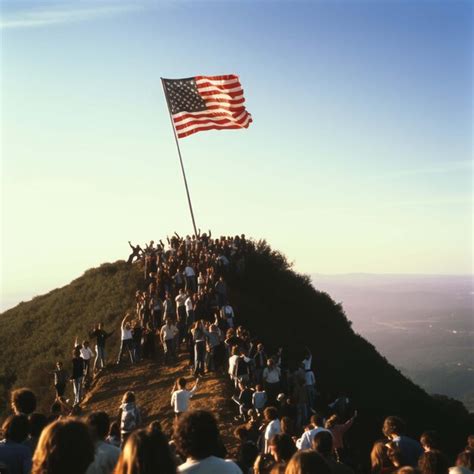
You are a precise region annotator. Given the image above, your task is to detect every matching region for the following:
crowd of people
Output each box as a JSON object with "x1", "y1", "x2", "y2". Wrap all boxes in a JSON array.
[{"x1": 1, "y1": 231, "x2": 473, "y2": 474}]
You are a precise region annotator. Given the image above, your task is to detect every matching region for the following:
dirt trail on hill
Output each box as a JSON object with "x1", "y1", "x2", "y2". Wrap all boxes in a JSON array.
[{"x1": 81, "y1": 354, "x2": 237, "y2": 450}]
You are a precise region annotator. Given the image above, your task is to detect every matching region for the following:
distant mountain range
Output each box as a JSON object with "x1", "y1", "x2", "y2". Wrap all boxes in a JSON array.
[{"x1": 312, "y1": 273, "x2": 474, "y2": 411}]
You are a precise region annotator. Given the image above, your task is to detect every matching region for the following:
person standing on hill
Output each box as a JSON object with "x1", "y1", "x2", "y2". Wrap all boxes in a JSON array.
[
  {"x1": 116, "y1": 313, "x2": 135, "y2": 365},
  {"x1": 160, "y1": 318, "x2": 179, "y2": 364},
  {"x1": 118, "y1": 392, "x2": 142, "y2": 447},
  {"x1": 53, "y1": 361, "x2": 68, "y2": 399},
  {"x1": 127, "y1": 241, "x2": 142, "y2": 264},
  {"x1": 221, "y1": 302, "x2": 235, "y2": 328},
  {"x1": 71, "y1": 347, "x2": 85, "y2": 406},
  {"x1": 79, "y1": 340, "x2": 95, "y2": 380},
  {"x1": 89, "y1": 323, "x2": 114, "y2": 372},
  {"x1": 263, "y1": 359, "x2": 281, "y2": 406},
  {"x1": 170, "y1": 377, "x2": 199, "y2": 418},
  {"x1": 163, "y1": 292, "x2": 176, "y2": 322},
  {"x1": 175, "y1": 288, "x2": 188, "y2": 344},
  {"x1": 214, "y1": 276, "x2": 227, "y2": 308}
]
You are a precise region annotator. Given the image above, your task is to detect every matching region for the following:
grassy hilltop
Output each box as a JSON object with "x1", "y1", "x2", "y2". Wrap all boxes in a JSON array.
[{"x1": 1, "y1": 239, "x2": 472, "y2": 463}]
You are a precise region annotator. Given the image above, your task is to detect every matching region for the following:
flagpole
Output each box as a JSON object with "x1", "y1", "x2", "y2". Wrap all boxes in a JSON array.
[{"x1": 161, "y1": 78, "x2": 198, "y2": 237}]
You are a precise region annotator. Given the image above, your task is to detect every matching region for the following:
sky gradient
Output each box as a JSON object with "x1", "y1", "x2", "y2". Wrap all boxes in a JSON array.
[{"x1": 1, "y1": 0, "x2": 472, "y2": 311}]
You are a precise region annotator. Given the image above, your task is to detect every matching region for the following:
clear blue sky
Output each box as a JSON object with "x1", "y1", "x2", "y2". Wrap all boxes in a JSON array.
[{"x1": 1, "y1": 0, "x2": 472, "y2": 311}]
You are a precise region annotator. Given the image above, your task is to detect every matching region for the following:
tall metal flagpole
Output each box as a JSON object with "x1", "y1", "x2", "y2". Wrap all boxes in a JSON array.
[{"x1": 161, "y1": 78, "x2": 198, "y2": 237}]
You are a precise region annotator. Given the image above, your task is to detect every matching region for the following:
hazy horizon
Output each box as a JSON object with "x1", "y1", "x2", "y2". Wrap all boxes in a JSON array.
[{"x1": 2, "y1": 259, "x2": 472, "y2": 313}]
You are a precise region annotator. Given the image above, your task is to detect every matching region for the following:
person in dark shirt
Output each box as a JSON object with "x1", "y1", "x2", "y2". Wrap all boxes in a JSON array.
[
  {"x1": 71, "y1": 347, "x2": 85, "y2": 407},
  {"x1": 89, "y1": 323, "x2": 114, "y2": 372},
  {"x1": 0, "y1": 415, "x2": 32, "y2": 474},
  {"x1": 132, "y1": 320, "x2": 143, "y2": 363},
  {"x1": 232, "y1": 382, "x2": 253, "y2": 421},
  {"x1": 53, "y1": 361, "x2": 68, "y2": 398},
  {"x1": 127, "y1": 241, "x2": 142, "y2": 264},
  {"x1": 383, "y1": 416, "x2": 423, "y2": 467}
]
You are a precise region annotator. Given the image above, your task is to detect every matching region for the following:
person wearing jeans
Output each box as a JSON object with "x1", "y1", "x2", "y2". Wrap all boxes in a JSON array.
[
  {"x1": 89, "y1": 323, "x2": 114, "y2": 371},
  {"x1": 71, "y1": 347, "x2": 85, "y2": 406}
]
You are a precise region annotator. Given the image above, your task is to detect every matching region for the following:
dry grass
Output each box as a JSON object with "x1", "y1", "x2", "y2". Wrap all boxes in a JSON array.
[{"x1": 81, "y1": 352, "x2": 238, "y2": 452}]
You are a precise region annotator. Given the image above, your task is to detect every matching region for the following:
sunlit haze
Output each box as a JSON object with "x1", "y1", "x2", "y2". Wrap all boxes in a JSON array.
[{"x1": 1, "y1": 0, "x2": 472, "y2": 311}]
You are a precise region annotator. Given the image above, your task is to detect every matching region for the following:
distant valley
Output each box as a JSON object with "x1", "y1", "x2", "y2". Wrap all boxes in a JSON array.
[{"x1": 312, "y1": 274, "x2": 474, "y2": 411}]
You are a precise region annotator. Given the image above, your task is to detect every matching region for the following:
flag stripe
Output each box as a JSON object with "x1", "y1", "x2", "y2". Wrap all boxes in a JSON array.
[
  {"x1": 176, "y1": 118, "x2": 253, "y2": 139},
  {"x1": 176, "y1": 114, "x2": 252, "y2": 134},
  {"x1": 174, "y1": 111, "x2": 251, "y2": 131}
]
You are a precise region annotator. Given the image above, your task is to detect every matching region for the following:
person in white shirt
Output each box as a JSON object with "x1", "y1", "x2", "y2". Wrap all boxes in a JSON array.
[
  {"x1": 160, "y1": 318, "x2": 179, "y2": 364},
  {"x1": 185, "y1": 292, "x2": 195, "y2": 326},
  {"x1": 171, "y1": 377, "x2": 199, "y2": 417},
  {"x1": 221, "y1": 303, "x2": 235, "y2": 328},
  {"x1": 263, "y1": 407, "x2": 281, "y2": 453},
  {"x1": 228, "y1": 346, "x2": 240, "y2": 385},
  {"x1": 262, "y1": 358, "x2": 281, "y2": 405},
  {"x1": 252, "y1": 384, "x2": 267, "y2": 414},
  {"x1": 116, "y1": 313, "x2": 135, "y2": 365},
  {"x1": 296, "y1": 414, "x2": 332, "y2": 450},
  {"x1": 79, "y1": 340, "x2": 95, "y2": 378},
  {"x1": 184, "y1": 265, "x2": 197, "y2": 293},
  {"x1": 175, "y1": 410, "x2": 242, "y2": 473}
]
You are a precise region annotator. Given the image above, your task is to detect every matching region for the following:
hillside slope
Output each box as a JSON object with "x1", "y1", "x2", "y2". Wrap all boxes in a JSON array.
[
  {"x1": 0, "y1": 261, "x2": 142, "y2": 414},
  {"x1": 81, "y1": 355, "x2": 236, "y2": 450},
  {"x1": 1, "y1": 238, "x2": 472, "y2": 462}
]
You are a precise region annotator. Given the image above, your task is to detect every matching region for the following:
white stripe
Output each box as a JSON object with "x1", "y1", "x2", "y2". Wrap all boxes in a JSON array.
[
  {"x1": 178, "y1": 114, "x2": 251, "y2": 134},
  {"x1": 197, "y1": 85, "x2": 243, "y2": 94},
  {"x1": 196, "y1": 77, "x2": 240, "y2": 86}
]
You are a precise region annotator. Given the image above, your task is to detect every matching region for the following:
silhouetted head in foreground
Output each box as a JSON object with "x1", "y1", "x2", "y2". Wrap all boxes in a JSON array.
[
  {"x1": 11, "y1": 388, "x2": 37, "y2": 415},
  {"x1": 383, "y1": 416, "x2": 406, "y2": 439},
  {"x1": 284, "y1": 450, "x2": 331, "y2": 474},
  {"x1": 32, "y1": 418, "x2": 94, "y2": 474},
  {"x1": 114, "y1": 429, "x2": 176, "y2": 474},
  {"x1": 418, "y1": 450, "x2": 449, "y2": 474},
  {"x1": 173, "y1": 410, "x2": 220, "y2": 460}
]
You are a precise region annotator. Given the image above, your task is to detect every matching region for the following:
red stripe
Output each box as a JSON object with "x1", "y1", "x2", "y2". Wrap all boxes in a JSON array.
[
  {"x1": 205, "y1": 104, "x2": 245, "y2": 112},
  {"x1": 177, "y1": 120, "x2": 252, "y2": 139},
  {"x1": 173, "y1": 113, "x2": 250, "y2": 132},
  {"x1": 194, "y1": 74, "x2": 238, "y2": 82}
]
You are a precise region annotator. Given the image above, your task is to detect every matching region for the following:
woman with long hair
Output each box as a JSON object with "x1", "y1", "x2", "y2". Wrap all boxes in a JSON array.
[
  {"x1": 371, "y1": 441, "x2": 395, "y2": 474},
  {"x1": 114, "y1": 429, "x2": 176, "y2": 474},
  {"x1": 32, "y1": 419, "x2": 94, "y2": 474},
  {"x1": 284, "y1": 451, "x2": 330, "y2": 474}
]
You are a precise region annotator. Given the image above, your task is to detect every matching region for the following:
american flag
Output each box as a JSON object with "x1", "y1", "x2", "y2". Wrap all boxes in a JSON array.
[{"x1": 162, "y1": 75, "x2": 253, "y2": 139}]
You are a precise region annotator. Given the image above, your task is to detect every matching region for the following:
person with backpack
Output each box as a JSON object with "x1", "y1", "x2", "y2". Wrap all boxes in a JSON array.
[{"x1": 118, "y1": 391, "x2": 141, "y2": 447}]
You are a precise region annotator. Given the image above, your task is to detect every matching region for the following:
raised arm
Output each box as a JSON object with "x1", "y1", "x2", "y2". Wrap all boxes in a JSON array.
[
  {"x1": 190, "y1": 378, "x2": 199, "y2": 394},
  {"x1": 121, "y1": 313, "x2": 130, "y2": 329}
]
